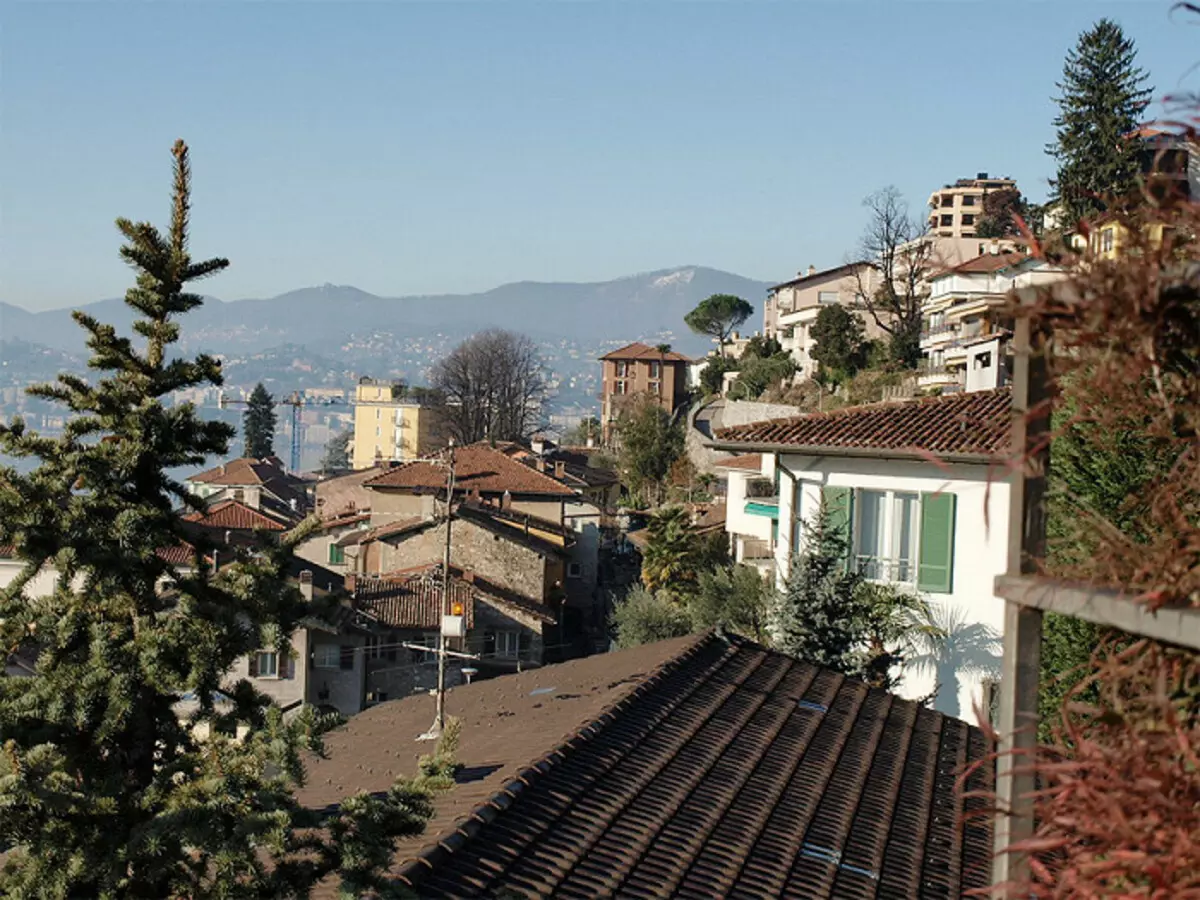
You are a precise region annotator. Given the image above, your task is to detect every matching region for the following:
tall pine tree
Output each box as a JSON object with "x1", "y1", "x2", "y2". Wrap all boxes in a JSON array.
[
  {"x1": 1048, "y1": 18, "x2": 1153, "y2": 225},
  {"x1": 0, "y1": 141, "x2": 439, "y2": 897},
  {"x1": 243, "y1": 381, "x2": 277, "y2": 459}
]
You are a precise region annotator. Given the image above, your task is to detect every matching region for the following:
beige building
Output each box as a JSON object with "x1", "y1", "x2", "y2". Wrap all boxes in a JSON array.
[
  {"x1": 351, "y1": 378, "x2": 440, "y2": 470},
  {"x1": 927, "y1": 173, "x2": 1018, "y2": 239},
  {"x1": 598, "y1": 343, "x2": 691, "y2": 443},
  {"x1": 762, "y1": 262, "x2": 887, "y2": 378}
]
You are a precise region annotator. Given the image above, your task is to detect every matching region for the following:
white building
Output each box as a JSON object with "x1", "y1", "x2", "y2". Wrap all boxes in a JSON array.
[
  {"x1": 921, "y1": 248, "x2": 1066, "y2": 392},
  {"x1": 716, "y1": 454, "x2": 780, "y2": 581},
  {"x1": 713, "y1": 387, "x2": 1013, "y2": 721}
]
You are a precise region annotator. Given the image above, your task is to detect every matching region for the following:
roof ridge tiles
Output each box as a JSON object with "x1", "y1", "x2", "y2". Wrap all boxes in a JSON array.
[{"x1": 396, "y1": 631, "x2": 721, "y2": 886}]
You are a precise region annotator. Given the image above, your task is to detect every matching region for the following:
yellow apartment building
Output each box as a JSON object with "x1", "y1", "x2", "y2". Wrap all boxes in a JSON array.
[
  {"x1": 927, "y1": 173, "x2": 1018, "y2": 239},
  {"x1": 351, "y1": 378, "x2": 440, "y2": 470}
]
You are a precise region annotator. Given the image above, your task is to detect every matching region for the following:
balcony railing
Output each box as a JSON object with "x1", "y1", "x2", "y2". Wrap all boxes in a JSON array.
[
  {"x1": 855, "y1": 555, "x2": 917, "y2": 585},
  {"x1": 745, "y1": 479, "x2": 778, "y2": 499},
  {"x1": 741, "y1": 538, "x2": 775, "y2": 561}
]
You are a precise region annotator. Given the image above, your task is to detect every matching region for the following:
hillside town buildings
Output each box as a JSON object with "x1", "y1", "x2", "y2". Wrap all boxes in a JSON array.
[
  {"x1": 598, "y1": 342, "x2": 692, "y2": 442},
  {"x1": 350, "y1": 377, "x2": 441, "y2": 470}
]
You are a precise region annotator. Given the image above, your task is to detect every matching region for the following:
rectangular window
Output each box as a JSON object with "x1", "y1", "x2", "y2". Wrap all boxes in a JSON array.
[
  {"x1": 962, "y1": 195, "x2": 976, "y2": 206},
  {"x1": 366, "y1": 690, "x2": 389, "y2": 705},
  {"x1": 1101, "y1": 228, "x2": 1115, "y2": 253},
  {"x1": 941, "y1": 194, "x2": 954, "y2": 207},
  {"x1": 495, "y1": 631, "x2": 520, "y2": 659},
  {"x1": 567, "y1": 561, "x2": 582, "y2": 579},
  {"x1": 817, "y1": 291, "x2": 839, "y2": 305},
  {"x1": 649, "y1": 381, "x2": 661, "y2": 395},
  {"x1": 853, "y1": 489, "x2": 921, "y2": 584},
  {"x1": 961, "y1": 214, "x2": 976, "y2": 226},
  {"x1": 340, "y1": 646, "x2": 355, "y2": 670},
  {"x1": 615, "y1": 380, "x2": 627, "y2": 395},
  {"x1": 255, "y1": 651, "x2": 278, "y2": 678},
  {"x1": 940, "y1": 215, "x2": 953, "y2": 227},
  {"x1": 649, "y1": 361, "x2": 661, "y2": 378},
  {"x1": 375, "y1": 426, "x2": 381, "y2": 437},
  {"x1": 616, "y1": 361, "x2": 629, "y2": 377},
  {"x1": 376, "y1": 408, "x2": 381, "y2": 420},
  {"x1": 328, "y1": 544, "x2": 345, "y2": 565},
  {"x1": 314, "y1": 644, "x2": 341, "y2": 669}
]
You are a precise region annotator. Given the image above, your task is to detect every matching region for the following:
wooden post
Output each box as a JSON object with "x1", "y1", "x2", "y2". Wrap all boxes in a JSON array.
[{"x1": 993, "y1": 310, "x2": 1051, "y2": 889}]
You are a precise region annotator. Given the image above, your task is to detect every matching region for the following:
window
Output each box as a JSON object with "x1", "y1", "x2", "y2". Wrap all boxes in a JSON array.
[
  {"x1": 615, "y1": 380, "x2": 627, "y2": 395},
  {"x1": 817, "y1": 291, "x2": 839, "y2": 305},
  {"x1": 494, "y1": 631, "x2": 520, "y2": 659},
  {"x1": 649, "y1": 381, "x2": 661, "y2": 395},
  {"x1": 616, "y1": 361, "x2": 629, "y2": 377},
  {"x1": 567, "y1": 561, "x2": 582, "y2": 579},
  {"x1": 981, "y1": 678, "x2": 1000, "y2": 726},
  {"x1": 649, "y1": 361, "x2": 661, "y2": 379},
  {"x1": 820, "y1": 486, "x2": 957, "y2": 593},
  {"x1": 328, "y1": 544, "x2": 345, "y2": 565},
  {"x1": 375, "y1": 426, "x2": 381, "y2": 437},
  {"x1": 974, "y1": 351, "x2": 993, "y2": 370},
  {"x1": 1100, "y1": 227, "x2": 1116, "y2": 253},
  {"x1": 366, "y1": 690, "x2": 389, "y2": 705},
  {"x1": 940, "y1": 215, "x2": 953, "y2": 227},
  {"x1": 962, "y1": 194, "x2": 976, "y2": 206},
  {"x1": 961, "y1": 214, "x2": 975, "y2": 226},
  {"x1": 254, "y1": 651, "x2": 278, "y2": 678},
  {"x1": 854, "y1": 489, "x2": 920, "y2": 584},
  {"x1": 941, "y1": 194, "x2": 954, "y2": 207},
  {"x1": 314, "y1": 644, "x2": 341, "y2": 669},
  {"x1": 365, "y1": 634, "x2": 398, "y2": 662},
  {"x1": 411, "y1": 632, "x2": 439, "y2": 665},
  {"x1": 376, "y1": 408, "x2": 381, "y2": 420}
]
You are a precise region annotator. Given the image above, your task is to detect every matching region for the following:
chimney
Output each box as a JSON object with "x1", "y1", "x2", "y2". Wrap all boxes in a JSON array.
[
  {"x1": 977, "y1": 171, "x2": 988, "y2": 180},
  {"x1": 219, "y1": 464, "x2": 226, "y2": 475},
  {"x1": 344, "y1": 573, "x2": 356, "y2": 595},
  {"x1": 554, "y1": 461, "x2": 566, "y2": 479},
  {"x1": 989, "y1": 240, "x2": 1000, "y2": 256},
  {"x1": 501, "y1": 490, "x2": 512, "y2": 511},
  {"x1": 299, "y1": 569, "x2": 313, "y2": 601},
  {"x1": 536, "y1": 459, "x2": 547, "y2": 473},
  {"x1": 807, "y1": 265, "x2": 817, "y2": 276}
]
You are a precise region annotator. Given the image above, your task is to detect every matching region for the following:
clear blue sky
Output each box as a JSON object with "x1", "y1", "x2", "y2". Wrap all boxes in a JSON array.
[{"x1": 2, "y1": 1, "x2": 1198, "y2": 312}]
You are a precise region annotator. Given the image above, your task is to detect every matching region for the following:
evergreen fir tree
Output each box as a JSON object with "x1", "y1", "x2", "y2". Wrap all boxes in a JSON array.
[
  {"x1": 0, "y1": 141, "x2": 439, "y2": 897},
  {"x1": 775, "y1": 503, "x2": 866, "y2": 673},
  {"x1": 243, "y1": 381, "x2": 277, "y2": 459},
  {"x1": 1047, "y1": 18, "x2": 1153, "y2": 225}
]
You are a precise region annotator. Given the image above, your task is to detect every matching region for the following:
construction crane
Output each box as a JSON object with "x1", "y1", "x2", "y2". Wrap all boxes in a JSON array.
[{"x1": 218, "y1": 390, "x2": 306, "y2": 473}]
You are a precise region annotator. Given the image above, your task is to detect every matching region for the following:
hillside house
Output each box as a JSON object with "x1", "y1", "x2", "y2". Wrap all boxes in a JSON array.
[
  {"x1": 717, "y1": 454, "x2": 780, "y2": 580},
  {"x1": 599, "y1": 342, "x2": 692, "y2": 444},
  {"x1": 185, "y1": 456, "x2": 311, "y2": 519},
  {"x1": 714, "y1": 388, "x2": 1014, "y2": 719}
]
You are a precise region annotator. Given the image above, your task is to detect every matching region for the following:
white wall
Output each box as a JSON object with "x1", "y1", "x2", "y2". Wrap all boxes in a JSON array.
[
  {"x1": 774, "y1": 453, "x2": 1011, "y2": 722},
  {"x1": 724, "y1": 469, "x2": 775, "y2": 545}
]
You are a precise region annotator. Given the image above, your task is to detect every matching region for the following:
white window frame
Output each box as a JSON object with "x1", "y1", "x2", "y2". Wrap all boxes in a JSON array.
[
  {"x1": 256, "y1": 651, "x2": 279, "y2": 679},
  {"x1": 649, "y1": 361, "x2": 661, "y2": 379},
  {"x1": 495, "y1": 631, "x2": 520, "y2": 659},
  {"x1": 817, "y1": 291, "x2": 839, "y2": 305},
  {"x1": 567, "y1": 561, "x2": 583, "y2": 579},
  {"x1": 853, "y1": 488, "x2": 920, "y2": 585},
  {"x1": 314, "y1": 643, "x2": 341, "y2": 670}
]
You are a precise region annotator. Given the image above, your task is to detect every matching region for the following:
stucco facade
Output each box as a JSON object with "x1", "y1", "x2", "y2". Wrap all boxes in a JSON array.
[
  {"x1": 771, "y1": 453, "x2": 1011, "y2": 720},
  {"x1": 351, "y1": 378, "x2": 441, "y2": 470}
]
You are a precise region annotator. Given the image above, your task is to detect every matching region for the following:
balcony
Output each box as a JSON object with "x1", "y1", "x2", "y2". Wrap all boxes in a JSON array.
[
  {"x1": 917, "y1": 360, "x2": 966, "y2": 390},
  {"x1": 855, "y1": 555, "x2": 917, "y2": 585},
  {"x1": 740, "y1": 538, "x2": 775, "y2": 561}
]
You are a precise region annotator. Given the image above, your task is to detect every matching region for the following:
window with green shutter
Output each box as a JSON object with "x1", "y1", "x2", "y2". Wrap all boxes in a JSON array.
[
  {"x1": 822, "y1": 485, "x2": 853, "y2": 570},
  {"x1": 918, "y1": 491, "x2": 956, "y2": 593},
  {"x1": 328, "y1": 543, "x2": 345, "y2": 565}
]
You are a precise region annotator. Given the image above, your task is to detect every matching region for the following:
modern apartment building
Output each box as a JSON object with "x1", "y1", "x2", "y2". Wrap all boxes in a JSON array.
[
  {"x1": 351, "y1": 378, "x2": 440, "y2": 470},
  {"x1": 598, "y1": 343, "x2": 691, "y2": 442},
  {"x1": 927, "y1": 173, "x2": 1018, "y2": 239},
  {"x1": 761, "y1": 262, "x2": 886, "y2": 377},
  {"x1": 920, "y1": 247, "x2": 1065, "y2": 392}
]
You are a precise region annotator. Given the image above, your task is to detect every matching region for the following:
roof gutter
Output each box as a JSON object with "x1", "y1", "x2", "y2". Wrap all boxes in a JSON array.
[{"x1": 706, "y1": 438, "x2": 1002, "y2": 467}]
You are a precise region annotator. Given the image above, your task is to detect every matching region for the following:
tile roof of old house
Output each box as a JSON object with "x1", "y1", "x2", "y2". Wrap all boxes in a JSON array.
[
  {"x1": 715, "y1": 387, "x2": 1012, "y2": 462},
  {"x1": 937, "y1": 250, "x2": 1030, "y2": 276},
  {"x1": 714, "y1": 453, "x2": 763, "y2": 471},
  {"x1": 189, "y1": 457, "x2": 296, "y2": 487},
  {"x1": 182, "y1": 499, "x2": 290, "y2": 532},
  {"x1": 599, "y1": 342, "x2": 693, "y2": 363},
  {"x1": 354, "y1": 563, "x2": 555, "y2": 629},
  {"x1": 300, "y1": 632, "x2": 992, "y2": 899},
  {"x1": 365, "y1": 444, "x2": 577, "y2": 498},
  {"x1": 768, "y1": 259, "x2": 876, "y2": 292}
]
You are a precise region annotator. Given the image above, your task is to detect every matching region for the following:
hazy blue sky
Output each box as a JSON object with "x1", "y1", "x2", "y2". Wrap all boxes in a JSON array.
[{"x1": 3, "y1": 1, "x2": 1199, "y2": 311}]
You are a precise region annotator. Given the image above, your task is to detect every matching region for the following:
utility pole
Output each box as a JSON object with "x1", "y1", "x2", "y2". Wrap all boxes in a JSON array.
[{"x1": 420, "y1": 439, "x2": 457, "y2": 741}]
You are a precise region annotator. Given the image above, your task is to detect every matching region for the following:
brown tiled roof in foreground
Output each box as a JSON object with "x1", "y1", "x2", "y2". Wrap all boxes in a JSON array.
[
  {"x1": 354, "y1": 568, "x2": 477, "y2": 629},
  {"x1": 365, "y1": 443, "x2": 577, "y2": 498},
  {"x1": 715, "y1": 452, "x2": 763, "y2": 471},
  {"x1": 716, "y1": 387, "x2": 1012, "y2": 461},
  {"x1": 300, "y1": 633, "x2": 992, "y2": 898}
]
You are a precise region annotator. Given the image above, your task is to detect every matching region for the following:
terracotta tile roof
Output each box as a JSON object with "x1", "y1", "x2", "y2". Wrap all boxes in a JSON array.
[
  {"x1": 937, "y1": 250, "x2": 1029, "y2": 276},
  {"x1": 348, "y1": 516, "x2": 435, "y2": 547},
  {"x1": 300, "y1": 633, "x2": 992, "y2": 898},
  {"x1": 599, "y1": 342, "x2": 692, "y2": 363},
  {"x1": 182, "y1": 499, "x2": 290, "y2": 532},
  {"x1": 715, "y1": 388, "x2": 1012, "y2": 460},
  {"x1": 315, "y1": 512, "x2": 371, "y2": 532},
  {"x1": 715, "y1": 453, "x2": 763, "y2": 471},
  {"x1": 0, "y1": 544, "x2": 13, "y2": 558},
  {"x1": 156, "y1": 542, "x2": 198, "y2": 565},
  {"x1": 354, "y1": 568, "x2": 477, "y2": 629},
  {"x1": 768, "y1": 259, "x2": 875, "y2": 291},
  {"x1": 365, "y1": 444, "x2": 577, "y2": 498},
  {"x1": 189, "y1": 457, "x2": 292, "y2": 487}
]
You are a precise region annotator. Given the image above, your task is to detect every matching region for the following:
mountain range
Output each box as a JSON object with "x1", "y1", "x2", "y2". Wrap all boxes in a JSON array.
[{"x1": 0, "y1": 266, "x2": 774, "y2": 358}]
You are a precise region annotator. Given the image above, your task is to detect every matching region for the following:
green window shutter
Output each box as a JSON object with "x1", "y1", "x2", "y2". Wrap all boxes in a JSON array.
[
  {"x1": 918, "y1": 492, "x2": 956, "y2": 593},
  {"x1": 822, "y1": 485, "x2": 853, "y2": 571},
  {"x1": 329, "y1": 544, "x2": 345, "y2": 565}
]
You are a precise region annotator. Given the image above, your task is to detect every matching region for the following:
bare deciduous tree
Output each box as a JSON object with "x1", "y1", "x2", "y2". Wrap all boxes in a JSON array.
[
  {"x1": 430, "y1": 329, "x2": 548, "y2": 444},
  {"x1": 853, "y1": 186, "x2": 936, "y2": 366}
]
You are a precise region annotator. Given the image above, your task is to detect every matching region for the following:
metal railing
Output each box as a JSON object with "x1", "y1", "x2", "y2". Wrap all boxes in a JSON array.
[
  {"x1": 855, "y1": 555, "x2": 917, "y2": 585},
  {"x1": 745, "y1": 479, "x2": 778, "y2": 500}
]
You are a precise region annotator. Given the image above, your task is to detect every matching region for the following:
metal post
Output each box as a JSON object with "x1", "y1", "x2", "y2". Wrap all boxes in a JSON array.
[
  {"x1": 993, "y1": 310, "x2": 1050, "y2": 890},
  {"x1": 421, "y1": 441, "x2": 456, "y2": 741}
]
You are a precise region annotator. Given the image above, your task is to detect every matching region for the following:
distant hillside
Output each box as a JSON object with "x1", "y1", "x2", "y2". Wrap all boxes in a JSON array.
[{"x1": 0, "y1": 267, "x2": 773, "y2": 357}]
